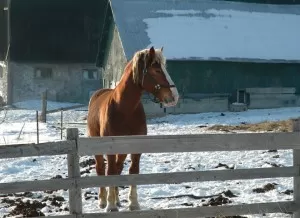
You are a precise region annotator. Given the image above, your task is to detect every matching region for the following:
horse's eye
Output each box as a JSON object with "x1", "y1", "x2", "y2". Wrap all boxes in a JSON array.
[{"x1": 152, "y1": 61, "x2": 160, "y2": 67}]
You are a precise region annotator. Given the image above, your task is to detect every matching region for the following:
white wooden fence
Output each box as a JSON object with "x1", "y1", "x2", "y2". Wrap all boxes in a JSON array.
[{"x1": 1, "y1": 119, "x2": 300, "y2": 218}]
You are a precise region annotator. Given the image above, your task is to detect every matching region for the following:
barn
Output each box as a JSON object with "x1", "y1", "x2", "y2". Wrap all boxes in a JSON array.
[
  {"x1": 103, "y1": 0, "x2": 300, "y2": 115},
  {"x1": 0, "y1": 0, "x2": 111, "y2": 105},
  {"x1": 1, "y1": 0, "x2": 300, "y2": 114}
]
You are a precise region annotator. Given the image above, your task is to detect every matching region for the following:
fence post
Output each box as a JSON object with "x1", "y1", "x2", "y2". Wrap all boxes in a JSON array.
[
  {"x1": 36, "y1": 110, "x2": 39, "y2": 144},
  {"x1": 40, "y1": 90, "x2": 47, "y2": 123},
  {"x1": 293, "y1": 118, "x2": 300, "y2": 218},
  {"x1": 67, "y1": 128, "x2": 82, "y2": 216},
  {"x1": 60, "y1": 108, "x2": 63, "y2": 140}
]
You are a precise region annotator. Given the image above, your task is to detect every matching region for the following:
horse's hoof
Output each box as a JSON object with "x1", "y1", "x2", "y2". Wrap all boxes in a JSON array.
[
  {"x1": 99, "y1": 203, "x2": 107, "y2": 209},
  {"x1": 105, "y1": 207, "x2": 119, "y2": 212},
  {"x1": 99, "y1": 200, "x2": 107, "y2": 209},
  {"x1": 129, "y1": 204, "x2": 140, "y2": 211}
]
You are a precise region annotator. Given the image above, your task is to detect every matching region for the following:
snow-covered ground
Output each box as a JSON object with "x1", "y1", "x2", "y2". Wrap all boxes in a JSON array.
[{"x1": 1, "y1": 105, "x2": 300, "y2": 217}]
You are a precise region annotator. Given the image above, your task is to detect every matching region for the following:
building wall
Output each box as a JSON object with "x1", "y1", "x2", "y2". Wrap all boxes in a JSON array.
[
  {"x1": 9, "y1": 62, "x2": 102, "y2": 104},
  {"x1": 0, "y1": 61, "x2": 7, "y2": 104},
  {"x1": 102, "y1": 23, "x2": 127, "y2": 89},
  {"x1": 102, "y1": 43, "x2": 300, "y2": 112},
  {"x1": 167, "y1": 60, "x2": 300, "y2": 96},
  {"x1": 0, "y1": 0, "x2": 8, "y2": 61}
]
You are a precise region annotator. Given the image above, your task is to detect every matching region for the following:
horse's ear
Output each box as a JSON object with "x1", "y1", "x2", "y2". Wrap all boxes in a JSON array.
[
  {"x1": 149, "y1": 46, "x2": 155, "y2": 60},
  {"x1": 161, "y1": 46, "x2": 164, "y2": 52}
]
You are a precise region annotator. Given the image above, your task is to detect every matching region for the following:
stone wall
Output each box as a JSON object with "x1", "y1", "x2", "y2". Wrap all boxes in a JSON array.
[
  {"x1": 102, "y1": 23, "x2": 127, "y2": 88},
  {"x1": 9, "y1": 62, "x2": 102, "y2": 104},
  {"x1": 0, "y1": 62, "x2": 7, "y2": 104}
]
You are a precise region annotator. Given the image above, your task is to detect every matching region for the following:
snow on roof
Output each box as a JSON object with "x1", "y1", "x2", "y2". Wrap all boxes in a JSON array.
[{"x1": 110, "y1": 0, "x2": 300, "y2": 63}]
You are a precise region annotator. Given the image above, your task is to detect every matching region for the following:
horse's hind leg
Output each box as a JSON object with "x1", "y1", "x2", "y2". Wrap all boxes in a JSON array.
[
  {"x1": 128, "y1": 153, "x2": 141, "y2": 211},
  {"x1": 95, "y1": 154, "x2": 107, "y2": 209},
  {"x1": 88, "y1": 125, "x2": 107, "y2": 209}
]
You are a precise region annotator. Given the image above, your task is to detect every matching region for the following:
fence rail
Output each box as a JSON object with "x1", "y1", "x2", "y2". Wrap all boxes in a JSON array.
[
  {"x1": 1, "y1": 120, "x2": 300, "y2": 218},
  {"x1": 0, "y1": 166, "x2": 299, "y2": 194},
  {"x1": 78, "y1": 132, "x2": 300, "y2": 154}
]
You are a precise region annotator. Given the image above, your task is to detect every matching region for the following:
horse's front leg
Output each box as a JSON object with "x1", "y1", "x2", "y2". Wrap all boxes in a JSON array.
[
  {"x1": 128, "y1": 153, "x2": 141, "y2": 211},
  {"x1": 106, "y1": 154, "x2": 118, "y2": 212},
  {"x1": 115, "y1": 154, "x2": 127, "y2": 207},
  {"x1": 95, "y1": 154, "x2": 107, "y2": 209}
]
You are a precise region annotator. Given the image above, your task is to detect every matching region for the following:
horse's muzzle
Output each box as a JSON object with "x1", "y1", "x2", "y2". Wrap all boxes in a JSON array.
[
  {"x1": 164, "y1": 96, "x2": 175, "y2": 104},
  {"x1": 163, "y1": 96, "x2": 178, "y2": 107}
]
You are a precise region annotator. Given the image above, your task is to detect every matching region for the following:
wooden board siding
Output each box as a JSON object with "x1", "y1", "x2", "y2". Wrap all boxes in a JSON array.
[
  {"x1": 167, "y1": 60, "x2": 300, "y2": 96},
  {"x1": 10, "y1": 0, "x2": 109, "y2": 63}
]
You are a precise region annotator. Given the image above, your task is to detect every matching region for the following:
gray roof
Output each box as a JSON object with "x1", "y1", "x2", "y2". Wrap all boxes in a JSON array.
[{"x1": 109, "y1": 0, "x2": 300, "y2": 63}]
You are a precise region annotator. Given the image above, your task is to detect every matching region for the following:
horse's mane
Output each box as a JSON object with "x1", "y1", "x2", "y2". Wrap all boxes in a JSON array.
[{"x1": 131, "y1": 48, "x2": 166, "y2": 84}]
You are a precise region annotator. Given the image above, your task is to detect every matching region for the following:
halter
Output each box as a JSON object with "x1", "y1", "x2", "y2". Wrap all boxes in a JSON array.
[{"x1": 141, "y1": 65, "x2": 176, "y2": 104}]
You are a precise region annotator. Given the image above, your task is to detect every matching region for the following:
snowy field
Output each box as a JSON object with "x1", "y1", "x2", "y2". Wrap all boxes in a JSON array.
[{"x1": 1, "y1": 104, "x2": 300, "y2": 217}]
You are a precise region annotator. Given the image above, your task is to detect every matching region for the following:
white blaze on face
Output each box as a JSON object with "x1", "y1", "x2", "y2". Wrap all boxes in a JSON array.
[{"x1": 160, "y1": 63, "x2": 179, "y2": 107}]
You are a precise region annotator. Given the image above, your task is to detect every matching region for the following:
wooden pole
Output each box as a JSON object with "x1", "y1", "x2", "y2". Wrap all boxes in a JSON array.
[
  {"x1": 36, "y1": 110, "x2": 39, "y2": 144},
  {"x1": 67, "y1": 128, "x2": 82, "y2": 216},
  {"x1": 40, "y1": 90, "x2": 47, "y2": 123},
  {"x1": 61, "y1": 108, "x2": 63, "y2": 140},
  {"x1": 5, "y1": 0, "x2": 13, "y2": 105},
  {"x1": 293, "y1": 118, "x2": 300, "y2": 218}
]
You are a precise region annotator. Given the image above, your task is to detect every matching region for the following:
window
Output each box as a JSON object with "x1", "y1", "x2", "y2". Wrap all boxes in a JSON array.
[
  {"x1": 83, "y1": 69, "x2": 100, "y2": 80},
  {"x1": 54, "y1": 71, "x2": 62, "y2": 78},
  {"x1": 34, "y1": 67, "x2": 53, "y2": 79}
]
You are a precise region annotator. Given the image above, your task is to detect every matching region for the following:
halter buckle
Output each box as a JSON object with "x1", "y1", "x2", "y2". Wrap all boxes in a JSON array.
[{"x1": 143, "y1": 68, "x2": 147, "y2": 75}]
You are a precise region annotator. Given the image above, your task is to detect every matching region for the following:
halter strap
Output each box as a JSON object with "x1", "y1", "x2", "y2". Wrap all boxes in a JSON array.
[
  {"x1": 141, "y1": 65, "x2": 176, "y2": 104},
  {"x1": 141, "y1": 67, "x2": 176, "y2": 91}
]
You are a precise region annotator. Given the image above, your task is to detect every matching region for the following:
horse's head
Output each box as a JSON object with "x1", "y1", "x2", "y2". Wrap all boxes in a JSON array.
[{"x1": 132, "y1": 46, "x2": 179, "y2": 107}]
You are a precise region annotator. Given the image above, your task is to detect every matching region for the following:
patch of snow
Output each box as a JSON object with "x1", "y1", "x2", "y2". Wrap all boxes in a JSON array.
[
  {"x1": 232, "y1": 102, "x2": 247, "y2": 105},
  {"x1": 147, "y1": 107, "x2": 300, "y2": 135},
  {"x1": 0, "y1": 61, "x2": 6, "y2": 67}
]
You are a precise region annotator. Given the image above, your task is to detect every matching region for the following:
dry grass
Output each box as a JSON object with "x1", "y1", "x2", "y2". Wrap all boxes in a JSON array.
[{"x1": 207, "y1": 119, "x2": 293, "y2": 133}]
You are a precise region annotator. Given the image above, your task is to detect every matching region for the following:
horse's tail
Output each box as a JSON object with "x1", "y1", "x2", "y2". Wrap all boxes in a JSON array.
[{"x1": 86, "y1": 88, "x2": 112, "y2": 137}]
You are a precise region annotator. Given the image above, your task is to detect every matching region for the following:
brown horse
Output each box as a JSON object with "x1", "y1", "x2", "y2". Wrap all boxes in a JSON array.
[{"x1": 87, "y1": 46, "x2": 179, "y2": 212}]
